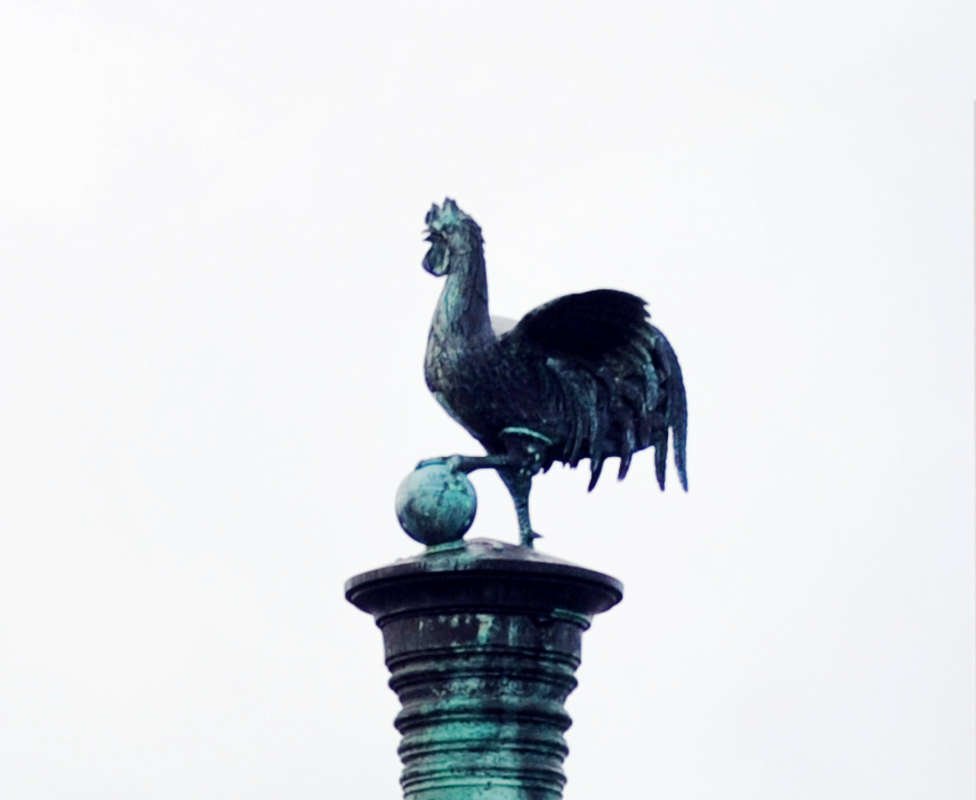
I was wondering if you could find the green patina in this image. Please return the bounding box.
[417,198,688,548]
[346,538,623,799]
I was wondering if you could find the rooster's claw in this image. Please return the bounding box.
[416,455,463,473]
[520,529,543,548]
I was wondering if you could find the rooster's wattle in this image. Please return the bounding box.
[421,199,687,547]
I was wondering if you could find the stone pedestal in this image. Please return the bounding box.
[345,538,623,800]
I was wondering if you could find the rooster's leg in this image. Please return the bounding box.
[497,468,540,548]
[417,437,546,548]
[417,454,518,472]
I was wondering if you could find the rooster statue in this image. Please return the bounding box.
[420,198,687,548]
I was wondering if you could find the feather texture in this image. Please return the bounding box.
[421,199,687,544]
[497,289,687,490]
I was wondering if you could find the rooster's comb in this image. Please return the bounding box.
[425,198,471,232]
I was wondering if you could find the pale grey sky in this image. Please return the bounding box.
[0,2,973,798]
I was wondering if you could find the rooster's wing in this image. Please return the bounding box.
[500,289,687,491]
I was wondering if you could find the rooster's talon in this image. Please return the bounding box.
[416,455,464,473]
[519,529,542,548]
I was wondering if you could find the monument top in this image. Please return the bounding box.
[345,537,623,626]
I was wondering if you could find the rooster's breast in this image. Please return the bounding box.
[425,342,564,452]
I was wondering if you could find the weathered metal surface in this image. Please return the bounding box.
[395,463,477,545]
[345,539,623,800]
[419,198,688,546]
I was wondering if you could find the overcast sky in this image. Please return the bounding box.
[1,2,974,798]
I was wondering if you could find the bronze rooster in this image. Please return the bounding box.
[421,198,687,547]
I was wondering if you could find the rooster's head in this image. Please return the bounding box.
[423,198,481,276]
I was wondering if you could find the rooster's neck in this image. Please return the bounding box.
[432,245,493,345]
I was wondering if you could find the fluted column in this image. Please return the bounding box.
[345,538,623,800]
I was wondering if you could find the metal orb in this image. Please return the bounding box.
[395,464,477,546]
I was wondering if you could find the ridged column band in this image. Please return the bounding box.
[345,538,623,800]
